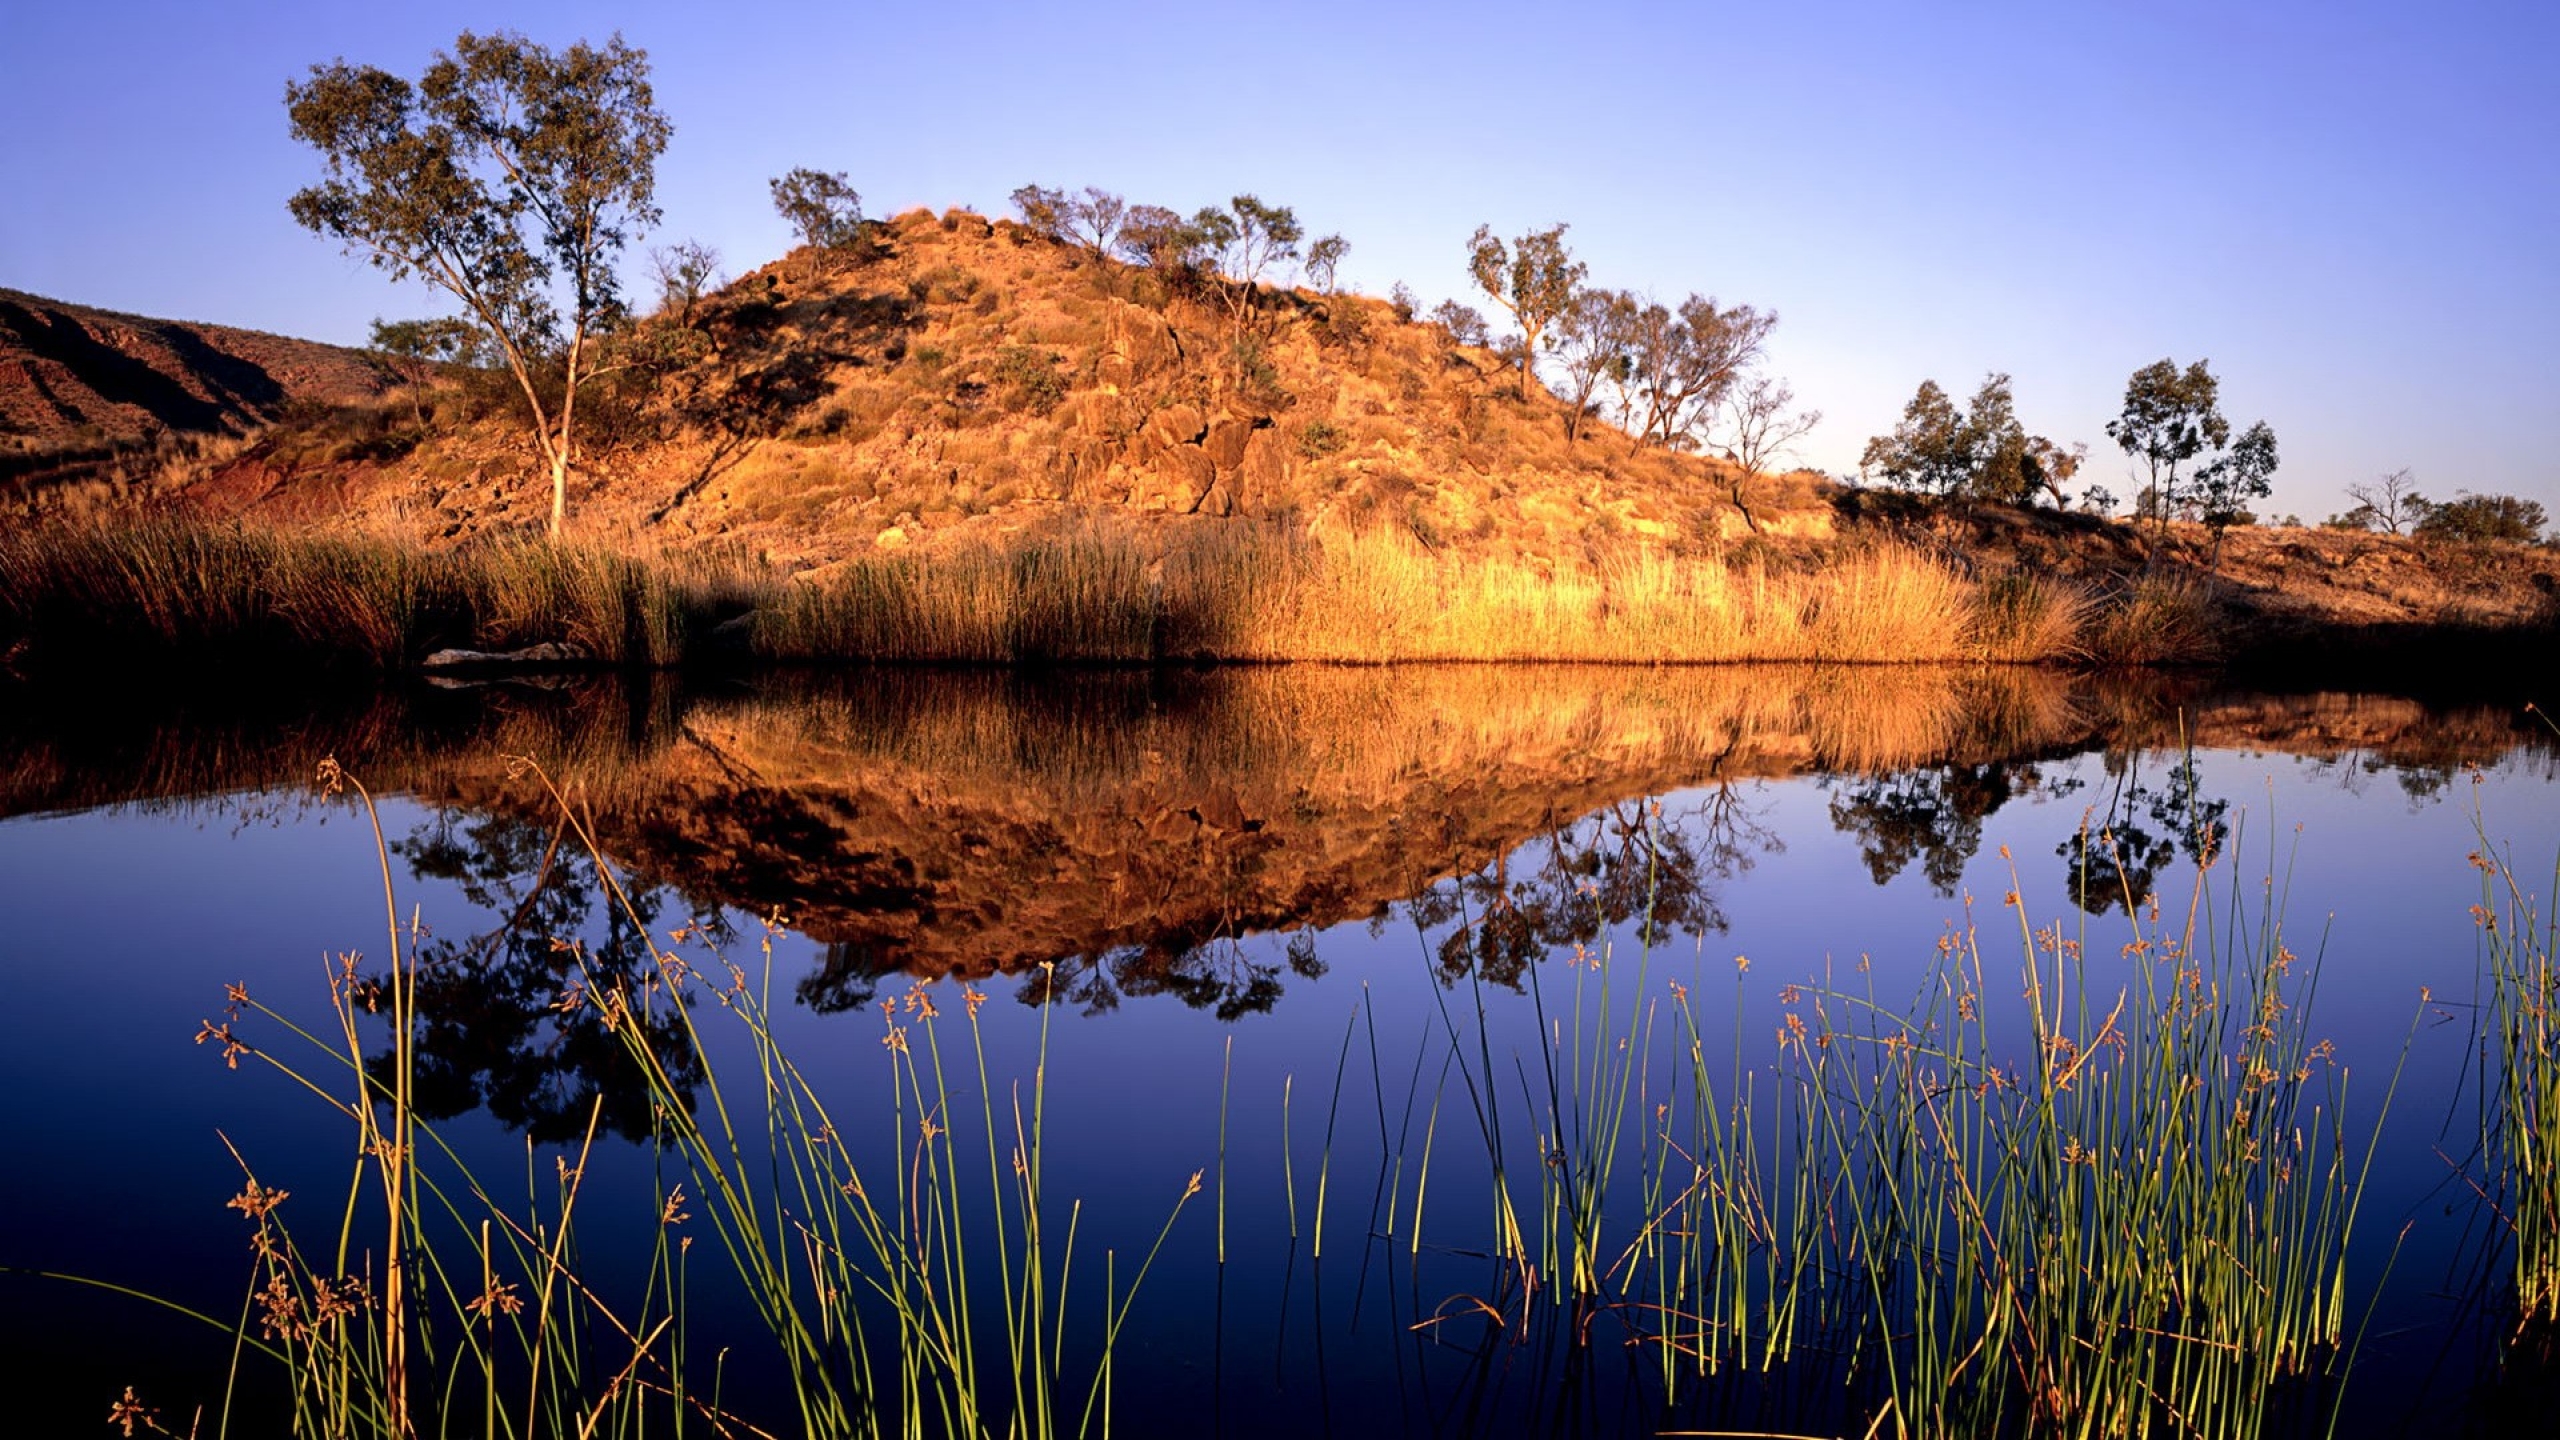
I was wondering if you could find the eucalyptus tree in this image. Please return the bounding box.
[1620,295,1775,447]
[1467,223,1586,398]
[2196,420,2280,558]
[769,168,864,271]
[1010,184,1129,264]
[287,30,671,537]
[1718,375,1821,532]
[1862,373,2062,506]
[368,316,483,425]
[1552,287,1638,441]
[1197,194,1303,328]
[1304,233,1349,293]
[2106,358,2229,543]
[1117,204,1206,272]
[1860,380,1971,496]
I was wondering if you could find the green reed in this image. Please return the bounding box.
[180,759,712,1439]
[2472,811,2560,1326]
[1376,816,2407,1438]
[522,762,1200,1440]
[139,758,1197,1439]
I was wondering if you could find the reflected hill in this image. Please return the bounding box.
[429,665,2106,1010]
[1,667,2548,1011]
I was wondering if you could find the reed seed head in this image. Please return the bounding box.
[106,1386,157,1438]
[226,1180,288,1221]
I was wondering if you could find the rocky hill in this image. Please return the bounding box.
[0,288,390,481]
[10,215,2551,667]
[147,207,1833,566]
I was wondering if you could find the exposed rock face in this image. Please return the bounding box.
[110,208,1832,566]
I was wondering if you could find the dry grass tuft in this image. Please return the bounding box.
[760,524,2086,665]
[2082,572,2223,667]
[0,517,775,673]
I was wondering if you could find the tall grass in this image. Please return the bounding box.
[0,518,770,673]
[4,515,2188,667]
[2083,572,2224,667]
[756,526,2097,665]
[2474,809,2560,1324]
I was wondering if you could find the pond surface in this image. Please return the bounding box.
[3,665,2555,1436]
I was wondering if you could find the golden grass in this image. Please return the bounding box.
[0,517,774,672]
[2082,571,2224,667]
[759,524,2091,665]
[3,513,2157,671]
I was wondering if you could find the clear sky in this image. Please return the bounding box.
[3,1,2551,519]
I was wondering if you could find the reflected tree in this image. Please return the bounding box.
[380,809,705,1142]
[1026,921,1295,1021]
[1827,762,2038,896]
[2056,753,2230,915]
[1413,792,1771,990]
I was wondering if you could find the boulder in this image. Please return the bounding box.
[1203,416,1260,472]
[1144,402,1208,449]
[1106,303,1183,382]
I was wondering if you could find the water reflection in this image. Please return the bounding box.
[2057,752,2232,915]
[0,666,2548,1040]
[387,810,706,1141]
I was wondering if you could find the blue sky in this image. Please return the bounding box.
[3,1,2550,517]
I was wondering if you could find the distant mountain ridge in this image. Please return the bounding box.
[0,287,389,455]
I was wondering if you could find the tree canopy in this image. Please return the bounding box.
[1860,374,2059,504]
[1467,224,1586,399]
[2106,359,2229,541]
[770,168,865,263]
[2416,491,2548,545]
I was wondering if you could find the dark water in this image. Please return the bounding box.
[2,665,2555,1436]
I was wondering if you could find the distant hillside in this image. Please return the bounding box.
[149,207,1833,567]
[0,288,390,480]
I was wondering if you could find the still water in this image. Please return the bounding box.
[2,665,2554,1435]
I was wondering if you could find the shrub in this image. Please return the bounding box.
[1317,297,1369,350]
[1297,420,1346,459]
[1428,300,1490,348]
[2083,573,2221,666]
[2417,491,2547,545]
[995,346,1066,414]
